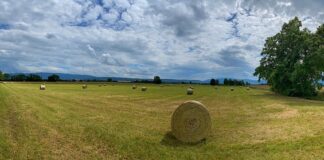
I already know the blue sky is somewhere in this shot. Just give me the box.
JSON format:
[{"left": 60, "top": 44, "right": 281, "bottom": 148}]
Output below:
[{"left": 0, "top": 0, "right": 323, "bottom": 80}]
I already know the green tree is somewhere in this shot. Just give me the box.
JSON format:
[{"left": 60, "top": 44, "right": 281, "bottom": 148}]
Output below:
[
  {"left": 254, "top": 17, "right": 324, "bottom": 97},
  {"left": 0, "top": 70, "right": 3, "bottom": 81},
  {"left": 26, "top": 74, "right": 42, "bottom": 81},
  {"left": 48, "top": 74, "right": 60, "bottom": 82},
  {"left": 210, "top": 79, "right": 216, "bottom": 86},
  {"left": 224, "top": 78, "right": 228, "bottom": 85},
  {"left": 11, "top": 74, "right": 26, "bottom": 81},
  {"left": 3, "top": 73, "right": 10, "bottom": 81},
  {"left": 153, "top": 76, "right": 162, "bottom": 84}
]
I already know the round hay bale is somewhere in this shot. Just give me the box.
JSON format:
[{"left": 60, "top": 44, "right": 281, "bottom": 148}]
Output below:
[
  {"left": 171, "top": 101, "right": 211, "bottom": 143},
  {"left": 39, "top": 84, "right": 46, "bottom": 90},
  {"left": 132, "top": 85, "right": 137, "bottom": 89},
  {"left": 82, "top": 84, "right": 87, "bottom": 89},
  {"left": 246, "top": 87, "right": 250, "bottom": 91},
  {"left": 141, "top": 87, "right": 147, "bottom": 91},
  {"left": 187, "top": 88, "right": 193, "bottom": 95},
  {"left": 230, "top": 88, "right": 234, "bottom": 91}
]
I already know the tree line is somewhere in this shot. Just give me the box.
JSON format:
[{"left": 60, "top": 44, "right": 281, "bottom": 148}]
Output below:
[
  {"left": 209, "top": 78, "right": 249, "bottom": 86},
  {"left": 0, "top": 72, "right": 62, "bottom": 82}
]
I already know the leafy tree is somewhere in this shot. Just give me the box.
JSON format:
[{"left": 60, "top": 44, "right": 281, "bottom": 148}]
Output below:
[
  {"left": 26, "top": 74, "right": 42, "bottom": 81},
  {"left": 224, "top": 78, "right": 228, "bottom": 85},
  {"left": 3, "top": 73, "right": 10, "bottom": 81},
  {"left": 254, "top": 17, "right": 324, "bottom": 97},
  {"left": 0, "top": 70, "right": 3, "bottom": 81},
  {"left": 153, "top": 76, "right": 162, "bottom": 84},
  {"left": 48, "top": 74, "right": 60, "bottom": 82},
  {"left": 210, "top": 79, "right": 216, "bottom": 85},
  {"left": 215, "top": 79, "right": 219, "bottom": 85},
  {"left": 107, "top": 78, "right": 112, "bottom": 82},
  {"left": 11, "top": 74, "right": 27, "bottom": 81}
]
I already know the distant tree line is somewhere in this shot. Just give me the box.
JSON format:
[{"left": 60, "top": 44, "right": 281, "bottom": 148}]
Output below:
[
  {"left": 209, "top": 78, "right": 249, "bottom": 86},
  {"left": 223, "top": 78, "right": 249, "bottom": 86},
  {"left": 0, "top": 72, "right": 62, "bottom": 82},
  {"left": 3, "top": 73, "right": 43, "bottom": 81}
]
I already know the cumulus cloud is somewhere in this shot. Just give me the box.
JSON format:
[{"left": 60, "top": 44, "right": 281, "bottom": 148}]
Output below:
[{"left": 0, "top": 0, "right": 322, "bottom": 79}]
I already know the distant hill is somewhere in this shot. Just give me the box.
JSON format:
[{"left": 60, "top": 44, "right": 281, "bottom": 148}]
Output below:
[{"left": 8, "top": 72, "right": 267, "bottom": 84}]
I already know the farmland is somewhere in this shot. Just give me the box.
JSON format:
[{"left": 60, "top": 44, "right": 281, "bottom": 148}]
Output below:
[{"left": 0, "top": 83, "right": 323, "bottom": 159}]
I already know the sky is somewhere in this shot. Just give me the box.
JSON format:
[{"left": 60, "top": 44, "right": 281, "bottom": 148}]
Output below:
[{"left": 0, "top": 0, "right": 323, "bottom": 80}]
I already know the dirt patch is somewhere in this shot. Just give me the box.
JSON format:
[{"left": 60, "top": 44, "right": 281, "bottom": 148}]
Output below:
[{"left": 275, "top": 108, "right": 298, "bottom": 119}]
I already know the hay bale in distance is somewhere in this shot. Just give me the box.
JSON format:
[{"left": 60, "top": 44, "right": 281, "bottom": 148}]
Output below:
[
  {"left": 187, "top": 88, "right": 193, "bottom": 95},
  {"left": 171, "top": 100, "right": 211, "bottom": 143},
  {"left": 141, "top": 87, "right": 147, "bottom": 91},
  {"left": 40, "top": 84, "right": 46, "bottom": 90},
  {"left": 82, "top": 84, "right": 87, "bottom": 89},
  {"left": 132, "top": 85, "right": 137, "bottom": 89},
  {"left": 230, "top": 88, "right": 234, "bottom": 91}
]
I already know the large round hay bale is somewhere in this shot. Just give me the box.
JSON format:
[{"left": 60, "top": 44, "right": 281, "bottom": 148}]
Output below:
[
  {"left": 171, "top": 101, "right": 211, "bottom": 143},
  {"left": 40, "top": 84, "right": 46, "bottom": 90},
  {"left": 187, "top": 88, "right": 193, "bottom": 95},
  {"left": 230, "top": 88, "right": 234, "bottom": 91},
  {"left": 82, "top": 84, "right": 87, "bottom": 89},
  {"left": 132, "top": 85, "right": 137, "bottom": 89},
  {"left": 141, "top": 87, "right": 147, "bottom": 91}
]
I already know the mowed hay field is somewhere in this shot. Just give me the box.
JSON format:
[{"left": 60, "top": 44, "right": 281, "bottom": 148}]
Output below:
[{"left": 0, "top": 83, "right": 323, "bottom": 160}]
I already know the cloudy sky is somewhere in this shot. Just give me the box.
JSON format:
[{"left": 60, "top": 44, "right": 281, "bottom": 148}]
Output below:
[{"left": 0, "top": 0, "right": 323, "bottom": 80}]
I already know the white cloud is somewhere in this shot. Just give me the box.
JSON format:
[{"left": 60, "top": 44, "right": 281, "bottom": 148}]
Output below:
[{"left": 0, "top": 0, "right": 322, "bottom": 79}]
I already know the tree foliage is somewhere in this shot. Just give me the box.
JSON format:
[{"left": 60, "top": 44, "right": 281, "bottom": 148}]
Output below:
[
  {"left": 0, "top": 70, "right": 3, "bottom": 81},
  {"left": 11, "top": 74, "right": 27, "bottom": 81},
  {"left": 254, "top": 17, "right": 324, "bottom": 97},
  {"left": 26, "top": 74, "right": 42, "bottom": 81},
  {"left": 48, "top": 74, "right": 60, "bottom": 82},
  {"left": 210, "top": 79, "right": 219, "bottom": 85},
  {"left": 223, "top": 78, "right": 246, "bottom": 86},
  {"left": 153, "top": 76, "right": 162, "bottom": 84}
]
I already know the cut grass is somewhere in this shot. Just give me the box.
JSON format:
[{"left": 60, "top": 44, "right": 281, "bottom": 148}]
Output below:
[{"left": 0, "top": 83, "right": 323, "bottom": 159}]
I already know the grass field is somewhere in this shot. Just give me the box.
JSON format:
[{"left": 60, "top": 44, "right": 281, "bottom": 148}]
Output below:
[{"left": 0, "top": 83, "right": 323, "bottom": 159}]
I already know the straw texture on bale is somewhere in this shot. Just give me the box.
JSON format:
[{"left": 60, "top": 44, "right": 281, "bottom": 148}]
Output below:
[
  {"left": 141, "top": 87, "right": 147, "bottom": 91},
  {"left": 187, "top": 88, "right": 193, "bottom": 95},
  {"left": 82, "top": 84, "right": 87, "bottom": 89},
  {"left": 40, "top": 84, "right": 46, "bottom": 90},
  {"left": 171, "top": 101, "right": 211, "bottom": 143}
]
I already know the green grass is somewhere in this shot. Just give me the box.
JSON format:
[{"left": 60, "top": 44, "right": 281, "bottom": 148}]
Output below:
[{"left": 0, "top": 83, "right": 323, "bottom": 159}]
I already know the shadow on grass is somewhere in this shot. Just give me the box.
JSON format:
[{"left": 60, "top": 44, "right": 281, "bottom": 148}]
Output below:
[
  {"left": 251, "top": 92, "right": 324, "bottom": 107},
  {"left": 160, "top": 131, "right": 207, "bottom": 147}
]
